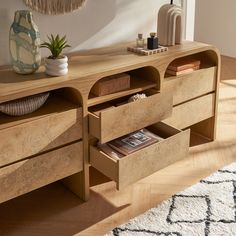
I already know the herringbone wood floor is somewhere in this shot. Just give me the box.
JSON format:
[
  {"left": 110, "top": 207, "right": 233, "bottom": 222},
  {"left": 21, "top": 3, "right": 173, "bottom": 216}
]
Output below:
[{"left": 0, "top": 56, "right": 236, "bottom": 236}]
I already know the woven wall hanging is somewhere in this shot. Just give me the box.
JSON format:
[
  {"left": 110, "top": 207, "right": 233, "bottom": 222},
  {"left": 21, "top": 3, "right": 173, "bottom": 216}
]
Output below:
[{"left": 23, "top": 0, "right": 86, "bottom": 15}]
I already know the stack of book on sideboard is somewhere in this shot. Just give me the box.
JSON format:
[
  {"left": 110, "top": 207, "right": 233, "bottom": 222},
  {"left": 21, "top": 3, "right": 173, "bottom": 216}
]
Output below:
[
  {"left": 98, "top": 129, "right": 163, "bottom": 159},
  {"left": 166, "top": 58, "right": 201, "bottom": 76}
]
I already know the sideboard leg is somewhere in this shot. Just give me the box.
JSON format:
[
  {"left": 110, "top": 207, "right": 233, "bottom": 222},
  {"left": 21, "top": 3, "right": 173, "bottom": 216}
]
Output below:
[
  {"left": 62, "top": 166, "right": 90, "bottom": 201},
  {"left": 190, "top": 116, "right": 216, "bottom": 141}
]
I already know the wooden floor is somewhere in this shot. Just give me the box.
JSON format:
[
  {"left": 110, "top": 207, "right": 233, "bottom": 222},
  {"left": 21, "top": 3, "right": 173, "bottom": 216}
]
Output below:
[{"left": 0, "top": 56, "right": 236, "bottom": 236}]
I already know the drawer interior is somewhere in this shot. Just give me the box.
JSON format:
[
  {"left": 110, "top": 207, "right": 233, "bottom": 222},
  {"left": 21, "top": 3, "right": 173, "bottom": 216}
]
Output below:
[
  {"left": 90, "top": 122, "right": 190, "bottom": 189},
  {"left": 89, "top": 88, "right": 159, "bottom": 117}
]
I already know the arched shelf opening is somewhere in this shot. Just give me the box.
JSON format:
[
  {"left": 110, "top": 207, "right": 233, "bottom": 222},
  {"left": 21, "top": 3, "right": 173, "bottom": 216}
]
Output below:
[
  {"left": 162, "top": 49, "right": 219, "bottom": 129},
  {"left": 52, "top": 87, "right": 83, "bottom": 106},
  {"left": 164, "top": 49, "right": 218, "bottom": 79},
  {"left": 88, "top": 66, "right": 161, "bottom": 108},
  {"left": 0, "top": 87, "right": 83, "bottom": 129}
]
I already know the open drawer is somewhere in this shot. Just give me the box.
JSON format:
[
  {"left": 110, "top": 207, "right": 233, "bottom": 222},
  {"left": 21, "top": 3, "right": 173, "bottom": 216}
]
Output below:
[
  {"left": 90, "top": 122, "right": 190, "bottom": 190},
  {"left": 89, "top": 89, "right": 173, "bottom": 143}
]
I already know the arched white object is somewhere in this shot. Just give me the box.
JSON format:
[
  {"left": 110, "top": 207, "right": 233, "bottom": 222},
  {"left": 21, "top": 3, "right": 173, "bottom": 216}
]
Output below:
[
  {"left": 157, "top": 4, "right": 183, "bottom": 46},
  {"left": 23, "top": 0, "right": 86, "bottom": 15}
]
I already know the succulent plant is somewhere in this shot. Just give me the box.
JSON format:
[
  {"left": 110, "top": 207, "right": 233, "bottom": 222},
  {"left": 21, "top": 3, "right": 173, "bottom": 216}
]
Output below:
[{"left": 40, "top": 34, "right": 71, "bottom": 59}]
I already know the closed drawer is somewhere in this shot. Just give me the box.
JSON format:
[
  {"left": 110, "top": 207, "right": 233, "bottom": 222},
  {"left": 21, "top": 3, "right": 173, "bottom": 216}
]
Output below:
[
  {"left": 164, "top": 93, "right": 215, "bottom": 129},
  {"left": 90, "top": 122, "right": 190, "bottom": 190},
  {"left": 0, "top": 141, "right": 83, "bottom": 204},
  {"left": 0, "top": 106, "right": 82, "bottom": 167},
  {"left": 164, "top": 67, "right": 217, "bottom": 105},
  {"left": 89, "top": 89, "right": 173, "bottom": 143}
]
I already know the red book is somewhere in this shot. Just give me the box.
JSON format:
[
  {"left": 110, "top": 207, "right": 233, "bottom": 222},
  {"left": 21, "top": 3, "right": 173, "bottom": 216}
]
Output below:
[
  {"left": 166, "top": 65, "right": 200, "bottom": 76},
  {"left": 167, "top": 59, "right": 201, "bottom": 72}
]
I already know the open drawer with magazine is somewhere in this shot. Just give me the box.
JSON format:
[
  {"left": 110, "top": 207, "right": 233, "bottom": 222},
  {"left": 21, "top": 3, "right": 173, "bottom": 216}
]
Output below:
[
  {"left": 88, "top": 88, "right": 173, "bottom": 143},
  {"left": 90, "top": 122, "right": 190, "bottom": 190}
]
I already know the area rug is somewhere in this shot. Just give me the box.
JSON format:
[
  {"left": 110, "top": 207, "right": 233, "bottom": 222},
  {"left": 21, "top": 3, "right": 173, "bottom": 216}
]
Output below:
[{"left": 106, "top": 162, "right": 236, "bottom": 236}]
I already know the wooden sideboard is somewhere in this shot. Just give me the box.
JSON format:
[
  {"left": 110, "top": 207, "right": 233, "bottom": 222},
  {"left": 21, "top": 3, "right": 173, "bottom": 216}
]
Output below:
[{"left": 0, "top": 41, "right": 220, "bottom": 203}]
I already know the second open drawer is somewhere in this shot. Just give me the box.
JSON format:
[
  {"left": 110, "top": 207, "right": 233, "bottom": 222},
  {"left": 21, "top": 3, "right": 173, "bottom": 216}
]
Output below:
[
  {"left": 90, "top": 122, "right": 190, "bottom": 190},
  {"left": 89, "top": 89, "right": 173, "bottom": 143}
]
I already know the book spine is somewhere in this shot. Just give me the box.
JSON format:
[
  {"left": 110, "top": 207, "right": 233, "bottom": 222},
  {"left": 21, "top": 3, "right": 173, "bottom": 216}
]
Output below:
[
  {"left": 98, "top": 143, "right": 124, "bottom": 159},
  {"left": 108, "top": 143, "right": 129, "bottom": 156},
  {"left": 168, "top": 61, "right": 200, "bottom": 72},
  {"left": 166, "top": 65, "right": 199, "bottom": 76}
]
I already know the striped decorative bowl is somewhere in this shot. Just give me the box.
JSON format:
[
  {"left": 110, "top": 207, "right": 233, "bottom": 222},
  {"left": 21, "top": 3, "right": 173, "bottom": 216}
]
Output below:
[{"left": 0, "top": 92, "right": 50, "bottom": 116}]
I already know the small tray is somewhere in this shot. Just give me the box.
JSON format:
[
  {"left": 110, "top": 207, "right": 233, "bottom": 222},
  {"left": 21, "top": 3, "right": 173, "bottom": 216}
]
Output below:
[{"left": 127, "top": 45, "right": 168, "bottom": 56}]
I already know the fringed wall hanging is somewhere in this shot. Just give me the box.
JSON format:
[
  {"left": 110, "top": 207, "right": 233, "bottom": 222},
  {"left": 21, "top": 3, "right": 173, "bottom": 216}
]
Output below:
[{"left": 23, "top": 0, "right": 86, "bottom": 15}]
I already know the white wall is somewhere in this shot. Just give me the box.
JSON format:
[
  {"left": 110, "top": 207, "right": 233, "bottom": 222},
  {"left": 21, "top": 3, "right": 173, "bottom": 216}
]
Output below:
[
  {"left": 185, "top": 0, "right": 195, "bottom": 40},
  {"left": 0, "top": 0, "right": 186, "bottom": 66},
  {"left": 195, "top": 0, "right": 236, "bottom": 57}
]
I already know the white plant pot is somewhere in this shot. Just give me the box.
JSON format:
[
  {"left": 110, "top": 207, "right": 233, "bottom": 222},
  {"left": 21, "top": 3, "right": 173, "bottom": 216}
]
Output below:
[{"left": 45, "top": 56, "right": 68, "bottom": 76}]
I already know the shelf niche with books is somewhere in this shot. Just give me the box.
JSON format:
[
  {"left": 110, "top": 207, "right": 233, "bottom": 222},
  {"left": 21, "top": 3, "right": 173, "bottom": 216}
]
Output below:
[
  {"left": 164, "top": 50, "right": 217, "bottom": 79},
  {"left": 163, "top": 51, "right": 218, "bottom": 106},
  {"left": 162, "top": 50, "right": 219, "bottom": 142},
  {"left": 88, "top": 66, "right": 160, "bottom": 107}
]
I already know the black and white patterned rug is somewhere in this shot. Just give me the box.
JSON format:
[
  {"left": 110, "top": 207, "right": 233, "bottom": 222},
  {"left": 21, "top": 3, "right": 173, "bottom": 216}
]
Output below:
[{"left": 106, "top": 162, "right": 236, "bottom": 236}]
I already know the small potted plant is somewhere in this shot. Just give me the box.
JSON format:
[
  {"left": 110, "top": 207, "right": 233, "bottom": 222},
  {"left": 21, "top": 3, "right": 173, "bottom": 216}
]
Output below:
[{"left": 40, "top": 34, "right": 71, "bottom": 76}]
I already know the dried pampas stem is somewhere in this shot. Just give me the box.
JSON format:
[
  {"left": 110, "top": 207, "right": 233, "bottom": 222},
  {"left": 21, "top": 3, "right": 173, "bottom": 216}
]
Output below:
[{"left": 23, "top": 0, "right": 86, "bottom": 15}]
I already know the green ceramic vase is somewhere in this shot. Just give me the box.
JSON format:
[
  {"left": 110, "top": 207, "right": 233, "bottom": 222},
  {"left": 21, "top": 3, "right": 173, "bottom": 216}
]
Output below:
[{"left": 9, "top": 10, "right": 41, "bottom": 74}]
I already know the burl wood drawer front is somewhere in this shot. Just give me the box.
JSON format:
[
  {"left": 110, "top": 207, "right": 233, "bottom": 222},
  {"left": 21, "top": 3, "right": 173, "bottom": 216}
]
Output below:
[
  {"left": 90, "top": 122, "right": 190, "bottom": 190},
  {"left": 0, "top": 108, "right": 82, "bottom": 167},
  {"left": 0, "top": 141, "right": 83, "bottom": 204},
  {"left": 164, "top": 67, "right": 216, "bottom": 105},
  {"left": 89, "top": 90, "right": 173, "bottom": 143},
  {"left": 164, "top": 93, "right": 215, "bottom": 129}
]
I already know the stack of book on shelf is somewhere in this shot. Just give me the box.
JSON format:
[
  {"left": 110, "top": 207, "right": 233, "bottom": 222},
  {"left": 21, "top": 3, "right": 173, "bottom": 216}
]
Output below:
[
  {"left": 98, "top": 129, "right": 163, "bottom": 159},
  {"left": 91, "top": 73, "right": 130, "bottom": 97},
  {"left": 166, "top": 58, "right": 201, "bottom": 76}
]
